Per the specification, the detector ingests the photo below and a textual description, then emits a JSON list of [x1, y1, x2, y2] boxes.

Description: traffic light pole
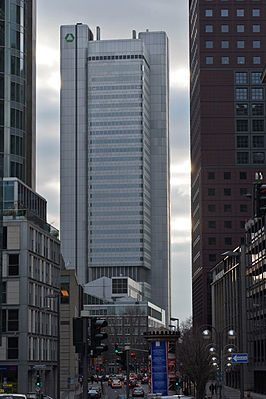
[[125, 346, 130, 399], [82, 318, 88, 399]]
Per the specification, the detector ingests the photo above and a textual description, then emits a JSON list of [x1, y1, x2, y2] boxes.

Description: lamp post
[[202, 326, 236, 399], [44, 293, 61, 399]]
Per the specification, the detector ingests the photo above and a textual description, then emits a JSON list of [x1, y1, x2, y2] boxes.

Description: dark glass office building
[[189, 0, 266, 325], [0, 0, 36, 188]]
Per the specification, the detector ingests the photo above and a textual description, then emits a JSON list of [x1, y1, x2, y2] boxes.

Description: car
[[141, 376, 149, 384], [128, 379, 138, 388], [132, 387, 145, 397], [88, 388, 101, 398], [0, 396, 27, 399], [111, 380, 122, 389]]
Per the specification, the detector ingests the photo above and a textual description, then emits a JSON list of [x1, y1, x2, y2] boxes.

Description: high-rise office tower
[[0, 0, 36, 188], [189, 0, 266, 325], [60, 24, 171, 319]]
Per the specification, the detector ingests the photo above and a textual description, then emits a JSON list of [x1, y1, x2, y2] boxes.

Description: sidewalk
[[205, 381, 266, 399]]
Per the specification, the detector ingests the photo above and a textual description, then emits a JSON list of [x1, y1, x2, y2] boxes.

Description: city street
[[88, 381, 149, 398]]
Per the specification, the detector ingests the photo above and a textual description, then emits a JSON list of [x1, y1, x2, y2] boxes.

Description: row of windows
[[89, 247, 144, 253], [207, 188, 248, 196], [204, 8, 261, 17], [90, 147, 142, 153], [89, 256, 143, 262], [205, 40, 261, 49], [89, 201, 143, 207], [90, 94, 142, 100], [90, 129, 142, 136], [88, 54, 146, 62], [235, 88, 263, 100], [236, 104, 264, 116], [90, 156, 142, 162], [88, 102, 142, 109], [205, 24, 261, 32], [89, 111, 142, 118], [237, 136, 265, 148], [90, 84, 142, 91], [89, 121, 142, 127], [207, 220, 245, 229], [208, 204, 248, 212], [89, 174, 142, 180], [237, 151, 265, 164], [236, 119, 264, 132], [235, 72, 261, 84], [89, 229, 144, 235], [89, 220, 144, 226], [206, 56, 262, 65], [208, 237, 234, 245]]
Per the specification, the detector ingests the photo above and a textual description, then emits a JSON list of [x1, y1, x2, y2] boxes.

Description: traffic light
[[256, 183, 266, 217], [90, 317, 108, 356], [115, 344, 119, 353], [73, 317, 83, 353], [36, 372, 41, 387]]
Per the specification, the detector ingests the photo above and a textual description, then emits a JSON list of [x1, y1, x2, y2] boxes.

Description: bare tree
[[177, 319, 214, 399]]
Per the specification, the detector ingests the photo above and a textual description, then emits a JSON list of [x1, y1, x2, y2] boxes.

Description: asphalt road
[[89, 381, 149, 399]]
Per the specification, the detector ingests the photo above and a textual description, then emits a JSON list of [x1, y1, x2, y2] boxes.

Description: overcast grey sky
[[36, 0, 191, 322]]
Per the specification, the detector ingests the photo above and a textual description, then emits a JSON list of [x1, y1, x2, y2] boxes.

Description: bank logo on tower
[[65, 33, 75, 42]]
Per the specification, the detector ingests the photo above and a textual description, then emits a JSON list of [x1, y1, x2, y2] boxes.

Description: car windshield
[[0, 397, 26, 399]]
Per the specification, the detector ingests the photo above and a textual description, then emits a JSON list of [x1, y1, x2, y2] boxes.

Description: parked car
[[132, 387, 145, 397]]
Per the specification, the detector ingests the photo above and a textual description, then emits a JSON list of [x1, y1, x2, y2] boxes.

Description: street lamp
[[202, 326, 236, 399], [44, 293, 61, 399]]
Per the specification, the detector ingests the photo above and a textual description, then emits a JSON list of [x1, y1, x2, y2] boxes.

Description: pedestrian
[[209, 383, 214, 396], [91, 375, 94, 384], [214, 383, 218, 395]]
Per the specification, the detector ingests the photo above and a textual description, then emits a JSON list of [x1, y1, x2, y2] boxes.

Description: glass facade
[[88, 55, 152, 287]]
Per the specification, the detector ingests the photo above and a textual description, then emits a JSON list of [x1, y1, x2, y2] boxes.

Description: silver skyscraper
[[60, 24, 171, 320]]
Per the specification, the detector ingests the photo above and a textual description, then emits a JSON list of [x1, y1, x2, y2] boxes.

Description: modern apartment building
[[60, 24, 171, 321], [0, 0, 36, 187], [189, 0, 266, 325], [0, 178, 60, 396]]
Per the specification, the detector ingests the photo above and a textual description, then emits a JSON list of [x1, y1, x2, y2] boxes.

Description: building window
[[235, 72, 247, 84], [205, 9, 213, 16], [8, 309, 19, 331], [252, 9, 260, 16], [208, 188, 215, 196], [253, 25, 260, 32], [252, 120, 264, 132], [237, 25, 245, 32], [236, 120, 248, 132], [251, 72, 262, 84], [252, 103, 264, 116], [240, 204, 248, 212], [8, 254, 19, 276], [253, 40, 260, 48], [209, 254, 216, 262], [7, 337, 18, 359], [221, 56, 229, 64], [237, 152, 249, 164], [208, 172, 215, 179], [208, 237, 216, 245], [221, 40, 229, 48], [2, 282, 6, 304], [205, 25, 213, 32], [237, 41, 245, 48], [224, 188, 231, 196], [221, 25, 229, 32], [237, 9, 244, 16], [224, 221, 232, 228], [206, 57, 214, 64], [224, 172, 231, 180], [253, 152, 265, 164], [239, 171, 247, 179], [206, 41, 213, 48], [208, 221, 216, 228], [253, 136, 264, 148], [236, 88, 248, 100], [253, 57, 261, 65], [236, 104, 248, 116], [237, 57, 245, 64], [224, 237, 232, 245], [208, 204, 216, 212], [221, 9, 228, 16], [251, 88, 263, 100], [237, 136, 249, 148], [224, 204, 232, 212]]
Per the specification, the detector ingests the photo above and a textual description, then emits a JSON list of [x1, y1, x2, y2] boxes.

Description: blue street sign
[[151, 341, 168, 396], [232, 353, 248, 363]]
